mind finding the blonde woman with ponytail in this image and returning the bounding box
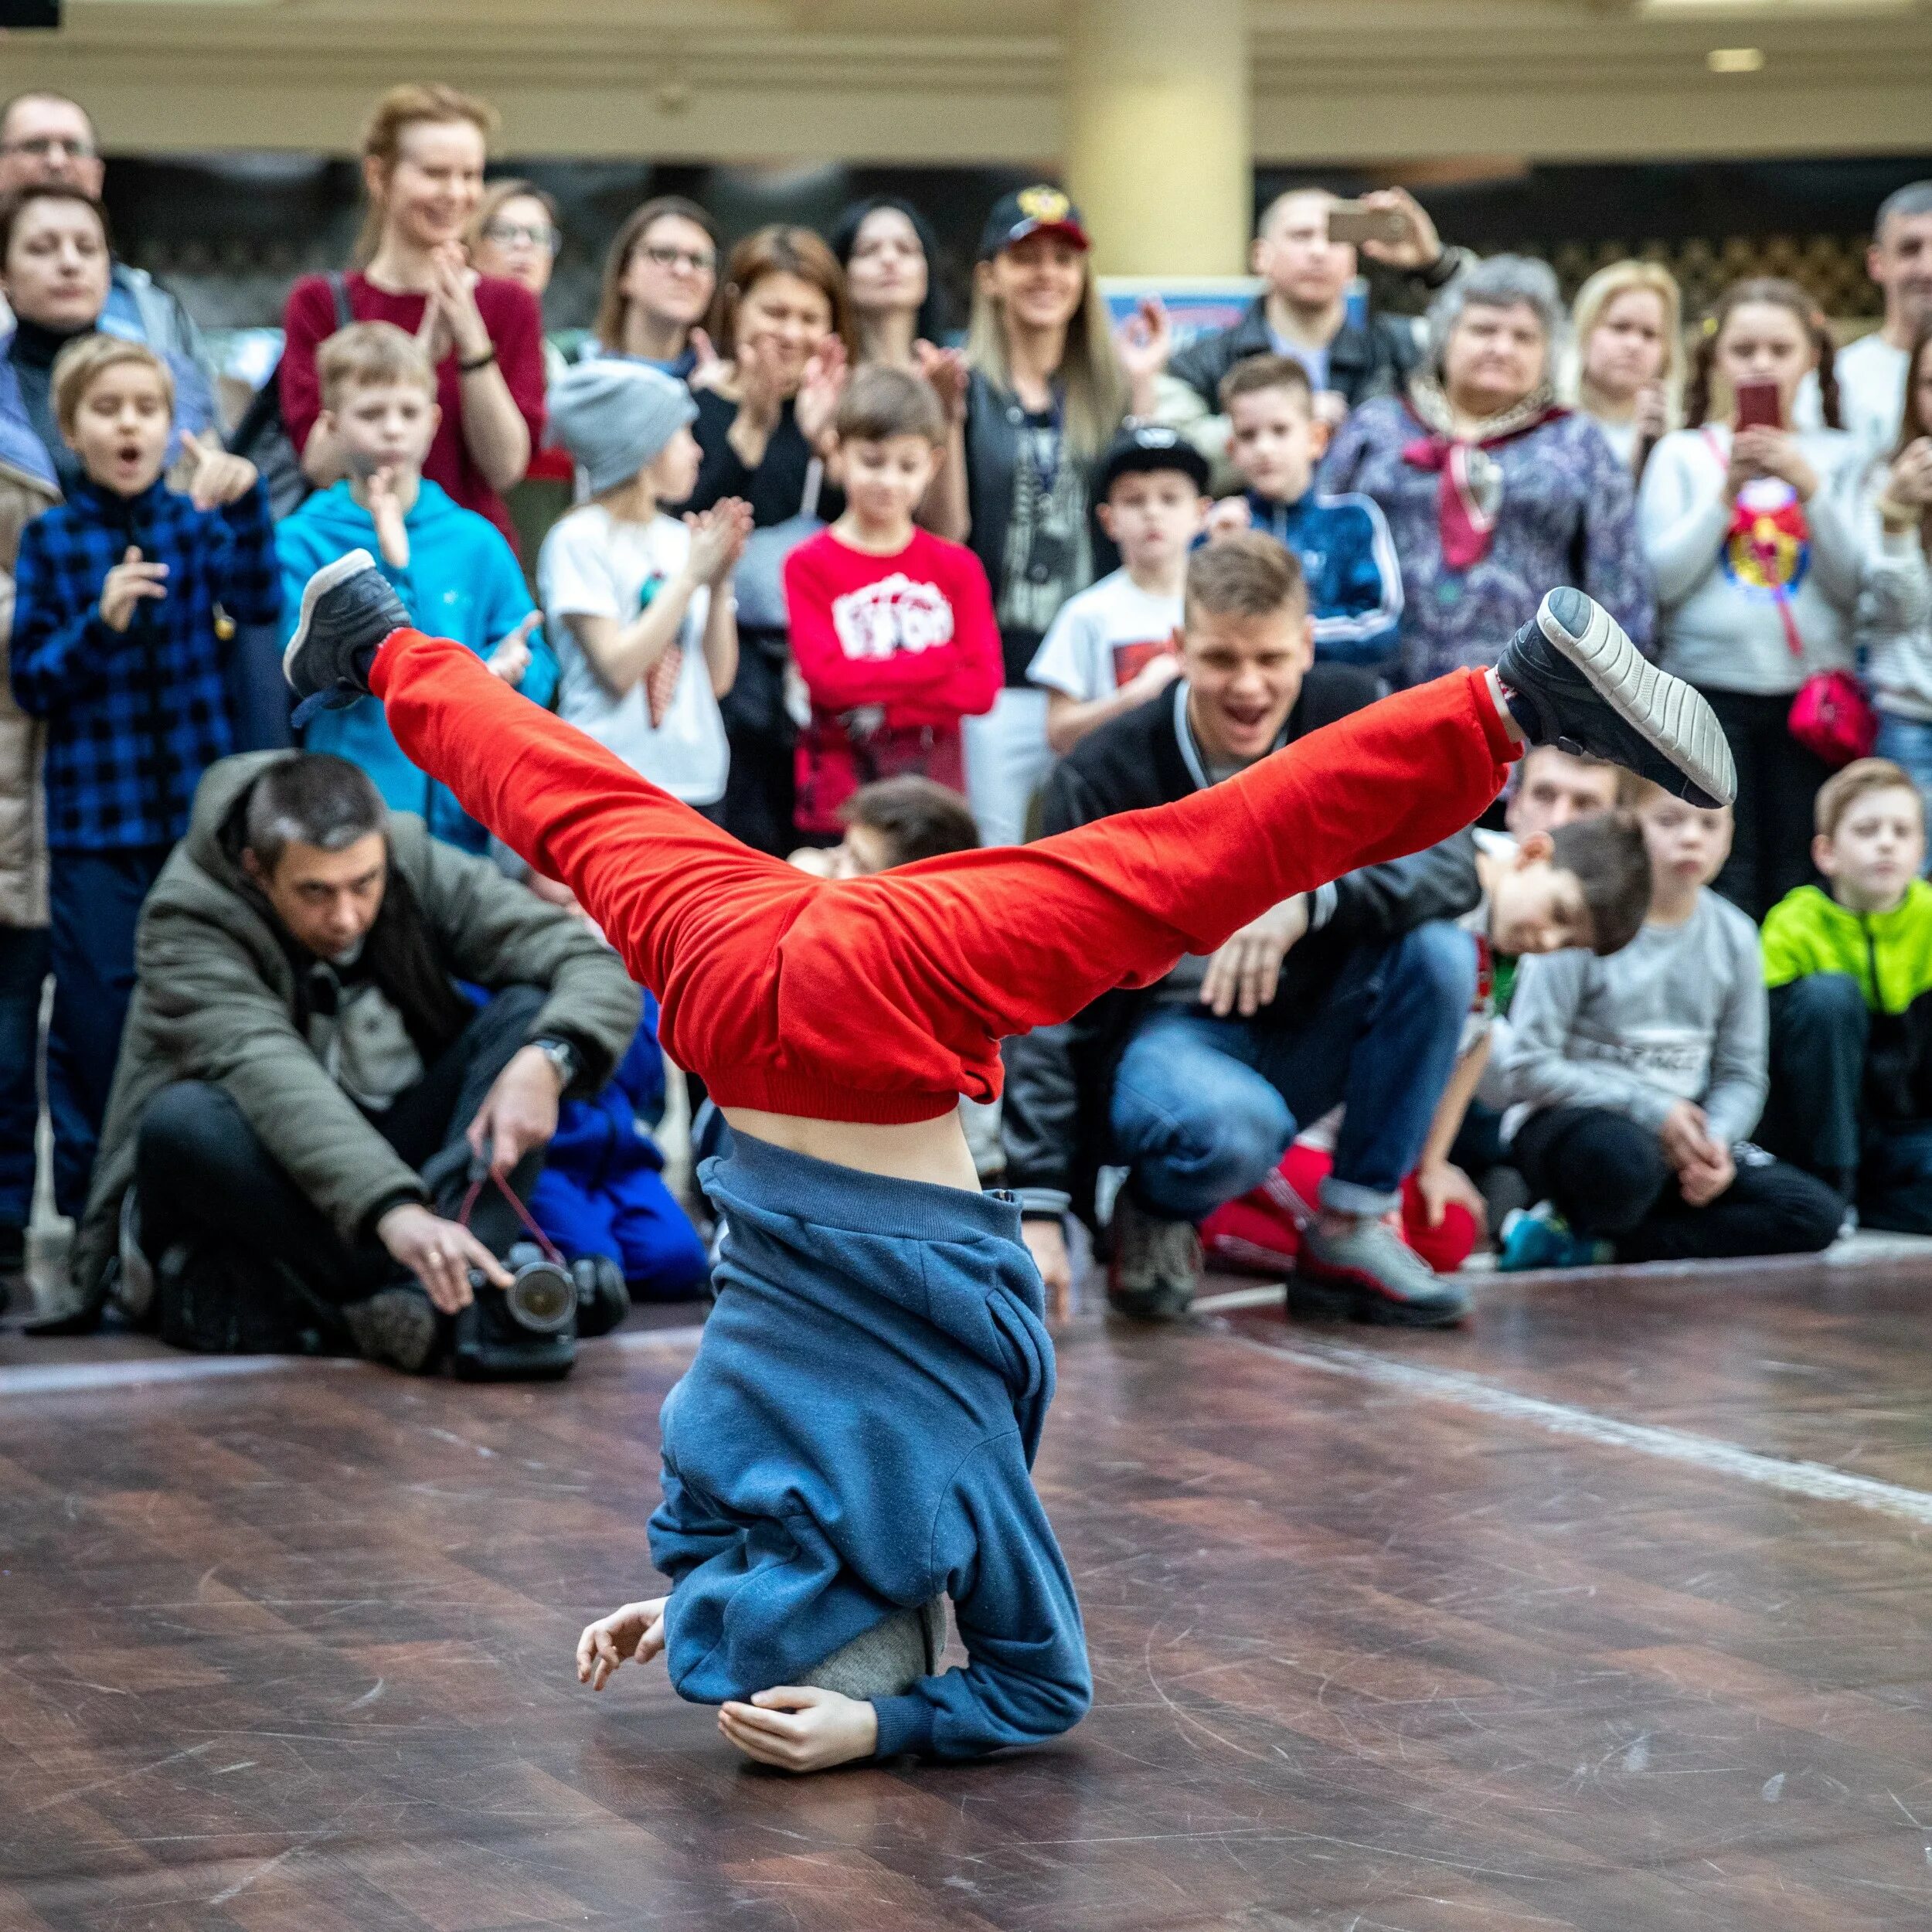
[278,84,547,552]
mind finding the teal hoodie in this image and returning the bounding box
[275,479,554,853]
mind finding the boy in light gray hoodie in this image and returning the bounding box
[1494,775,1841,1269]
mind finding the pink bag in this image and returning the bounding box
[1788,668,1877,769]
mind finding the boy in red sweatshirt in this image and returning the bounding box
[286,544,1732,1773]
[784,368,1001,839]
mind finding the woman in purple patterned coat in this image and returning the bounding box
[1321,253,1651,689]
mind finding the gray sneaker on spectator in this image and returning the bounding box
[1107,1191,1200,1321]
[343,1284,441,1374]
[1291,1216,1471,1328]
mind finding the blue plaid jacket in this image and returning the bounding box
[11,476,280,852]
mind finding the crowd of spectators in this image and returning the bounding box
[2,79,1932,1365]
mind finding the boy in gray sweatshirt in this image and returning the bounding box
[1494,776,1841,1268]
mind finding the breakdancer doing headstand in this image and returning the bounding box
[284,549,1733,1773]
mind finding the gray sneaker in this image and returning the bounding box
[282,548,410,725]
[1291,1216,1471,1328]
[1107,1190,1200,1321]
[343,1284,440,1373]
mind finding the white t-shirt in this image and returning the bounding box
[538,504,729,805]
[1026,567,1182,703]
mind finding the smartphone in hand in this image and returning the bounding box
[1326,200,1409,248]
[1733,379,1784,432]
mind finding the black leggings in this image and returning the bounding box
[1511,1105,1840,1263]
[1699,688,1832,922]
[135,986,549,1304]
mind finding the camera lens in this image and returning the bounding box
[504,1259,577,1334]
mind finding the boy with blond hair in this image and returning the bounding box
[10,334,275,1209]
[1760,759,1932,1226]
[277,321,548,855]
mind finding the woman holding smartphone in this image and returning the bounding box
[1638,277,1869,915]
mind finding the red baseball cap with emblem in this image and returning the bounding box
[978,185,1091,260]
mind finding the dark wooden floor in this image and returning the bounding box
[8,1251,1932,1931]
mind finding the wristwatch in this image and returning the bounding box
[532,1036,580,1092]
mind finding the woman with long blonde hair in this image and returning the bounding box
[1566,259,1685,479]
[278,84,546,550]
[949,185,1167,846]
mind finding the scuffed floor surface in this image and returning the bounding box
[6,1251,1932,1930]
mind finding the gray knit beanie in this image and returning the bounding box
[546,357,698,495]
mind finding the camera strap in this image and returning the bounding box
[457,1164,568,1267]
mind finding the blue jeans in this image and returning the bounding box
[1877,713,1932,872]
[0,924,49,1234]
[1109,922,1476,1221]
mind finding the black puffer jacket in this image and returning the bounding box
[1000,668,1479,1219]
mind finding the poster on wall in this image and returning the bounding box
[1099,277,1264,351]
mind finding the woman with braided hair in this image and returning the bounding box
[1638,276,1870,917]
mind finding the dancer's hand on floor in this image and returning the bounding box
[577,1597,665,1689]
[719,1685,878,1771]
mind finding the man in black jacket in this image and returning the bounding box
[1160,186,1468,487]
[1005,534,1480,1327]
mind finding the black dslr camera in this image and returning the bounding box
[451,1243,628,1382]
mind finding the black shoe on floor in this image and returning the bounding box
[1496,587,1736,808]
[1106,1192,1200,1321]
[343,1284,441,1374]
[283,548,410,725]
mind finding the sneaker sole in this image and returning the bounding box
[1536,590,1736,808]
[1287,1270,1469,1329]
[281,546,378,693]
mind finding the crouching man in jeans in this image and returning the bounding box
[1005,535,1481,1328]
[55,750,639,1369]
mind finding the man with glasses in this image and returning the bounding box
[0,90,216,389]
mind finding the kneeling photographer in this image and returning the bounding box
[58,751,640,1376]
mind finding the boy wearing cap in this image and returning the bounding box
[277,324,551,855]
[1028,424,1210,754]
[1206,355,1403,677]
[537,359,751,807]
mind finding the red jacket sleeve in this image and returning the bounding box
[478,277,549,450]
[277,274,332,458]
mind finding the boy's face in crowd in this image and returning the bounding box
[1636,791,1734,895]
[1504,746,1620,842]
[1816,785,1925,913]
[1227,384,1325,505]
[67,363,171,496]
[1488,835,1596,956]
[245,833,389,961]
[645,423,703,504]
[1251,193,1352,311]
[835,431,940,532]
[1181,600,1314,767]
[325,379,439,481]
[1,196,110,332]
[1097,469,1208,573]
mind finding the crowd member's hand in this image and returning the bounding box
[428,242,493,365]
[1657,1098,1719,1175]
[576,1597,665,1689]
[1415,1159,1488,1234]
[367,464,411,568]
[1124,648,1183,702]
[1357,186,1443,272]
[719,1685,878,1772]
[1200,895,1310,1019]
[1730,426,1818,502]
[1677,1143,1735,1209]
[795,337,850,456]
[1115,296,1172,413]
[914,339,970,425]
[466,1043,566,1178]
[182,430,259,511]
[1634,381,1670,445]
[685,498,753,584]
[730,331,789,436]
[1023,1219,1073,1324]
[487,611,541,685]
[1884,437,1932,512]
[1205,496,1252,542]
[686,326,726,393]
[1312,389,1349,430]
[376,1201,511,1312]
[98,546,169,632]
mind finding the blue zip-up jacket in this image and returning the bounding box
[648,1132,1092,1760]
[12,475,278,852]
[276,480,552,853]
[1247,485,1403,672]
